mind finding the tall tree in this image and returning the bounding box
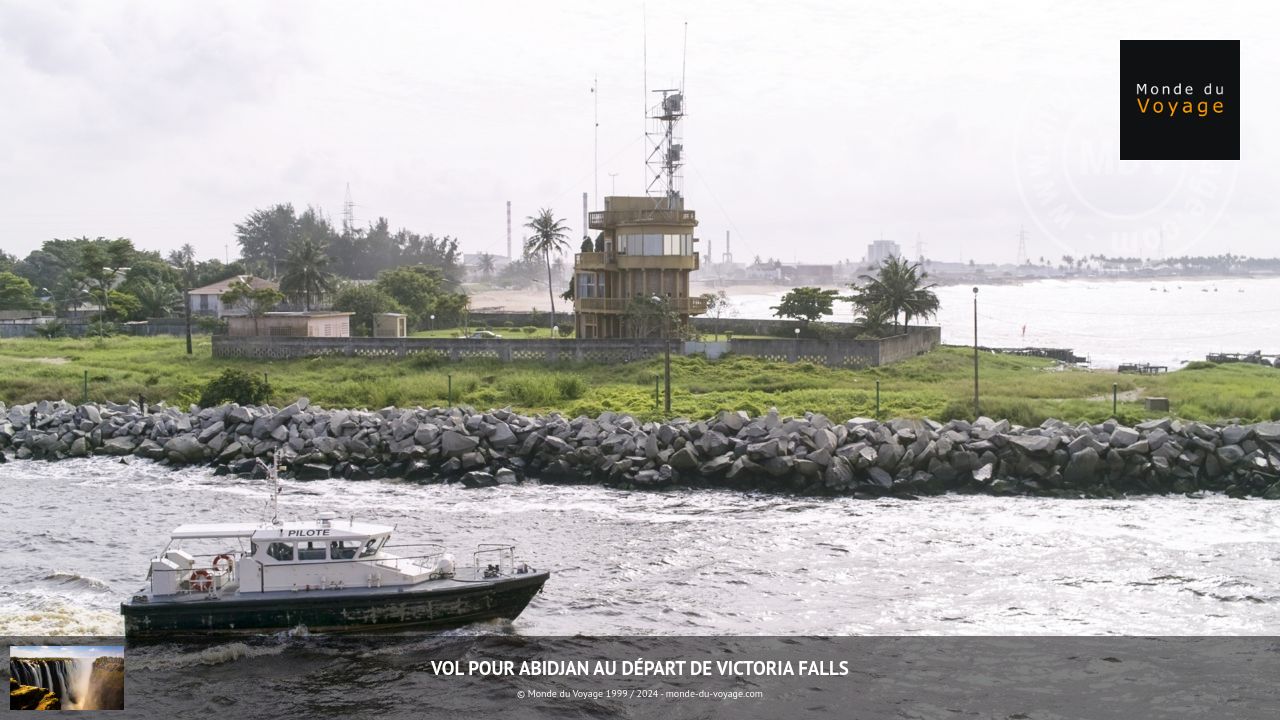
[78,238,136,336]
[235,204,297,278]
[477,252,496,278]
[279,236,335,310]
[0,250,15,273]
[167,243,196,268]
[0,272,38,310]
[523,208,571,332]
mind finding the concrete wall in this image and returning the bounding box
[212,327,941,368]
[213,336,674,363]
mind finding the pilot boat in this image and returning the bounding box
[121,460,548,639]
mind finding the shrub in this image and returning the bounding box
[31,320,66,339]
[555,375,587,400]
[1183,360,1216,370]
[199,368,272,407]
[85,320,119,337]
[195,316,228,334]
[522,326,538,335]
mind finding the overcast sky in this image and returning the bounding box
[2,1,1276,265]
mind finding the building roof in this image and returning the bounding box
[189,275,277,295]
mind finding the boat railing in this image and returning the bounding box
[473,544,518,577]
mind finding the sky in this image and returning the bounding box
[1,1,1276,266]
[11,645,124,659]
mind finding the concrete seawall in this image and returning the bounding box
[3,399,1279,499]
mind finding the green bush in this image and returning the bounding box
[31,320,66,339]
[199,368,272,407]
[555,375,587,400]
[194,316,227,334]
[85,320,119,338]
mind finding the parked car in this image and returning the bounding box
[464,330,502,339]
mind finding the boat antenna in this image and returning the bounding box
[270,449,283,526]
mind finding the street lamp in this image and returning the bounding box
[972,287,979,419]
[652,295,671,415]
[430,314,435,332]
[794,326,800,361]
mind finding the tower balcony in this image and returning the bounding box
[574,253,700,271]
[575,296,709,315]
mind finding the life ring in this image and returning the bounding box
[190,568,213,593]
[213,554,234,572]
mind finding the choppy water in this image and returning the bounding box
[728,276,1280,368]
[4,458,1280,637]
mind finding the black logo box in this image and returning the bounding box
[1120,39,1239,160]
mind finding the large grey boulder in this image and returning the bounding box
[163,435,205,462]
[441,430,479,457]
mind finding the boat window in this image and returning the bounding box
[298,541,326,562]
[359,537,384,558]
[266,542,294,562]
[330,540,361,560]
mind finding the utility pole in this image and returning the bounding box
[184,289,193,355]
[653,295,672,415]
[972,287,980,418]
[506,201,512,259]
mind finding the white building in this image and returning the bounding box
[188,275,277,316]
[865,239,901,268]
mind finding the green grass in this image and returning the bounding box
[0,336,1277,425]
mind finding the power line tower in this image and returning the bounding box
[342,183,357,234]
[1016,225,1029,266]
[722,230,733,265]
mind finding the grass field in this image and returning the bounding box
[0,335,1277,425]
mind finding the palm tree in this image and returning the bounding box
[478,252,496,278]
[167,244,196,268]
[279,237,335,310]
[523,208,571,331]
[132,280,182,318]
[847,256,939,332]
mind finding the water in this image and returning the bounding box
[4,458,1280,638]
[725,276,1280,368]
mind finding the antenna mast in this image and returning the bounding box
[592,75,599,210]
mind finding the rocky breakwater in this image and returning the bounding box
[3,399,1280,499]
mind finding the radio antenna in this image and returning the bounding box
[681,21,688,93]
[642,4,648,181]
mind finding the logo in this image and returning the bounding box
[1120,40,1239,160]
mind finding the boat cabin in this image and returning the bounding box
[148,511,446,597]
